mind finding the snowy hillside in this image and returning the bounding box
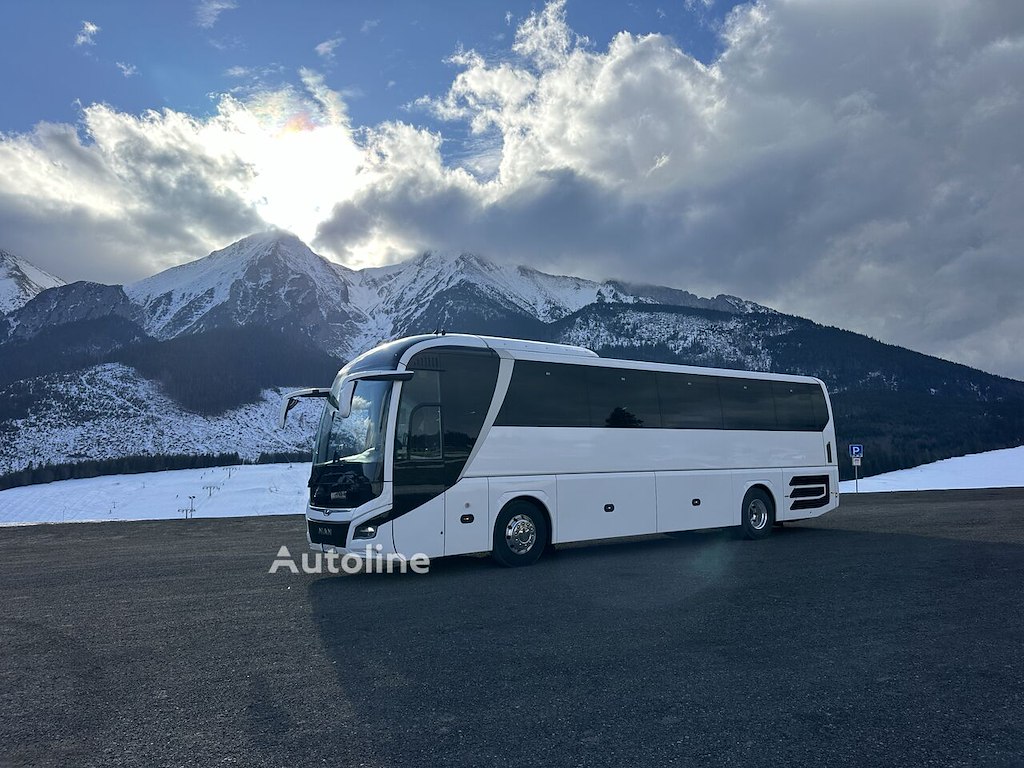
[553,305,798,370]
[0,363,322,475]
[838,445,1024,493]
[0,462,307,525]
[0,249,64,314]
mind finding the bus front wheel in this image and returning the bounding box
[740,487,775,540]
[492,500,549,567]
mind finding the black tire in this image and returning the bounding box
[492,500,549,567]
[740,487,775,540]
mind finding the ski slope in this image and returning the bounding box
[0,463,307,526]
[838,445,1024,493]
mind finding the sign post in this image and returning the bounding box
[849,445,864,493]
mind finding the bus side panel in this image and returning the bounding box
[555,473,657,544]
[392,496,445,559]
[779,466,839,521]
[469,427,828,476]
[730,470,785,523]
[655,471,733,532]
[487,476,558,545]
[443,477,490,556]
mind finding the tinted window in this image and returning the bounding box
[391,346,499,516]
[407,405,442,458]
[657,373,723,429]
[772,381,819,431]
[394,367,440,460]
[809,384,830,430]
[588,367,660,428]
[437,349,500,458]
[495,361,590,427]
[719,377,777,430]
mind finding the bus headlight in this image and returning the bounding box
[353,522,378,540]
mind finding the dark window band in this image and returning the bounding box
[495,360,829,432]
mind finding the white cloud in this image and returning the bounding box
[360,19,380,35]
[74,20,100,47]
[116,62,138,77]
[4,1,1024,379]
[195,0,237,29]
[0,75,360,282]
[315,37,343,60]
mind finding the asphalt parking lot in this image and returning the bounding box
[1,489,1022,767]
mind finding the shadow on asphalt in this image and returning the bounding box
[300,516,1024,767]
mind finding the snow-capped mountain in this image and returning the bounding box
[2,231,1023,484]
[0,249,64,314]
[1,230,767,359]
[125,231,366,355]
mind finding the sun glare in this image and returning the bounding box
[216,93,365,245]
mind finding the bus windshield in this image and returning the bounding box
[309,379,393,509]
[314,380,393,466]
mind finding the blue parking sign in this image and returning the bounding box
[849,444,864,458]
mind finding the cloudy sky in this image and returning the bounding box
[1,1,1022,379]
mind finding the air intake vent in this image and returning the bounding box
[789,474,830,510]
[412,355,441,370]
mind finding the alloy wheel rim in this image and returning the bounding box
[505,514,537,554]
[748,498,769,530]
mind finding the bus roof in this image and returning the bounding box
[340,333,824,387]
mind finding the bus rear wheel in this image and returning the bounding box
[740,487,774,540]
[492,500,549,567]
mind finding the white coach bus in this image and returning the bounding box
[281,334,839,567]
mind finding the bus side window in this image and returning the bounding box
[587,367,660,428]
[719,377,777,430]
[407,404,442,459]
[395,369,441,461]
[772,381,817,431]
[657,372,723,429]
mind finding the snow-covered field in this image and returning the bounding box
[0,463,307,526]
[3,445,1022,527]
[838,445,1024,493]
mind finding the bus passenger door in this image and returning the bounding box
[392,399,446,558]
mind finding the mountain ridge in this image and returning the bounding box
[2,231,778,359]
[2,231,1022,484]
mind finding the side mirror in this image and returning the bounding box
[279,388,329,428]
[336,380,356,419]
